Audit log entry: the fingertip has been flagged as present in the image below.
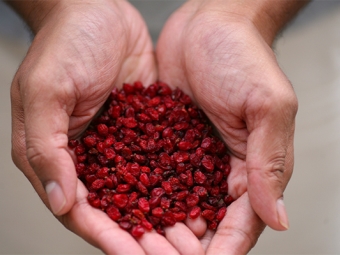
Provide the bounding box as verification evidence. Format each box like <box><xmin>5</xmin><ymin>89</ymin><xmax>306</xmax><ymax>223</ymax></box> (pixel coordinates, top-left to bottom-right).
<box><xmin>138</xmin><ymin>229</ymin><xmax>180</xmax><ymax>255</ymax></box>
<box><xmin>205</xmin><ymin>194</ymin><xmax>266</xmax><ymax>255</ymax></box>
<box><xmin>276</xmin><ymin>198</ymin><xmax>289</xmax><ymax>230</ymax></box>
<box><xmin>40</xmin><ymin>150</ymin><xmax>78</xmax><ymax>216</ymax></box>
<box><xmin>164</xmin><ymin>222</ymin><xmax>204</xmax><ymax>255</ymax></box>
<box><xmin>45</xmin><ymin>181</ymin><xmax>67</xmax><ymax>215</ymax></box>
<box><xmin>248</xmin><ymin>178</ymin><xmax>288</xmax><ymax>231</ymax></box>
<box><xmin>185</xmin><ymin>216</ymin><xmax>207</xmax><ymax>238</ymax></box>
<box><xmin>246</xmin><ymin>146</ymin><xmax>290</xmax><ymax>230</ymax></box>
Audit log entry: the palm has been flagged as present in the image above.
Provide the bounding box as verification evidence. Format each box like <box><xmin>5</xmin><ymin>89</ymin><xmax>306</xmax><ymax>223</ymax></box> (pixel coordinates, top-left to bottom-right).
<box><xmin>53</xmin><ymin>1</ymin><xmax>157</xmax><ymax>138</ymax></box>
<box><xmin>157</xmin><ymin>2</ymin><xmax>297</xmax><ymax>253</ymax></box>
<box><xmin>11</xmin><ymin>1</ymin><xmax>171</xmax><ymax>254</ymax></box>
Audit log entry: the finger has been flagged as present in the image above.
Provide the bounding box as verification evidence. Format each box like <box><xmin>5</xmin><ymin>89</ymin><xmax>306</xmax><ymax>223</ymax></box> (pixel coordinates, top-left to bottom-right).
<box><xmin>156</xmin><ymin>4</ymin><xmax>194</xmax><ymax>98</ymax></box>
<box><xmin>206</xmin><ymin>193</ymin><xmax>265</xmax><ymax>255</ymax></box>
<box><xmin>116</xmin><ymin>51</ymin><xmax>157</xmax><ymax>88</ymax></box>
<box><xmin>164</xmin><ymin>222</ymin><xmax>205</xmax><ymax>255</ymax></box>
<box><xmin>60</xmin><ymin>181</ymin><xmax>146</xmax><ymax>255</ymax></box>
<box><xmin>20</xmin><ymin>72</ymin><xmax>78</xmax><ymax>216</ymax></box>
<box><xmin>11</xmin><ymin>77</ymin><xmax>53</xmax><ymax>208</ymax></box>
<box><xmin>199</xmin><ymin>229</ymin><xmax>214</xmax><ymax>251</ymax></box>
<box><xmin>246</xmin><ymin>91</ymin><xmax>297</xmax><ymax>230</ymax></box>
<box><xmin>185</xmin><ymin>215</ymin><xmax>207</xmax><ymax>238</ymax></box>
<box><xmin>137</xmin><ymin>230</ymin><xmax>180</xmax><ymax>255</ymax></box>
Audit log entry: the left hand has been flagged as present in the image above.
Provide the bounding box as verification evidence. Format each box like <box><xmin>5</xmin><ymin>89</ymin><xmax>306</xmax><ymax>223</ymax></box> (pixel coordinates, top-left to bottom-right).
<box><xmin>157</xmin><ymin>0</ymin><xmax>298</xmax><ymax>253</ymax></box>
<box><xmin>10</xmin><ymin>0</ymin><xmax>204</xmax><ymax>253</ymax></box>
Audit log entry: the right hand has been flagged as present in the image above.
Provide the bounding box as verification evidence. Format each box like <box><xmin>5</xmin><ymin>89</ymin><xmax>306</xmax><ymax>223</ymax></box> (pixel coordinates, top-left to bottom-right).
<box><xmin>156</xmin><ymin>0</ymin><xmax>298</xmax><ymax>253</ymax></box>
<box><xmin>10</xmin><ymin>0</ymin><xmax>203</xmax><ymax>254</ymax></box>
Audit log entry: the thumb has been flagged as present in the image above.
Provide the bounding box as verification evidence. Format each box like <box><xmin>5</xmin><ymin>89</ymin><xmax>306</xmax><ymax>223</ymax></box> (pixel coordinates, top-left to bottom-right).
<box><xmin>246</xmin><ymin>109</ymin><xmax>296</xmax><ymax>231</ymax></box>
<box><xmin>21</xmin><ymin>75</ymin><xmax>78</xmax><ymax>216</ymax></box>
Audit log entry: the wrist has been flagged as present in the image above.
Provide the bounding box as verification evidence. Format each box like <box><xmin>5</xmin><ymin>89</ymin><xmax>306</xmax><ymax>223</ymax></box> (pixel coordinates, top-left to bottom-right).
<box><xmin>238</xmin><ymin>0</ymin><xmax>310</xmax><ymax>45</ymax></box>
<box><xmin>5</xmin><ymin>0</ymin><xmax>63</xmax><ymax>34</ymax></box>
<box><xmin>5</xmin><ymin>0</ymin><xmax>122</xmax><ymax>34</ymax></box>
<box><xmin>190</xmin><ymin>0</ymin><xmax>309</xmax><ymax>46</ymax></box>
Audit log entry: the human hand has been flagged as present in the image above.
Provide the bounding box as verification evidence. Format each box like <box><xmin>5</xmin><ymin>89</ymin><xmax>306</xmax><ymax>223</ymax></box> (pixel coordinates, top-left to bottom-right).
<box><xmin>157</xmin><ymin>0</ymin><xmax>300</xmax><ymax>253</ymax></box>
<box><xmin>10</xmin><ymin>0</ymin><xmax>204</xmax><ymax>253</ymax></box>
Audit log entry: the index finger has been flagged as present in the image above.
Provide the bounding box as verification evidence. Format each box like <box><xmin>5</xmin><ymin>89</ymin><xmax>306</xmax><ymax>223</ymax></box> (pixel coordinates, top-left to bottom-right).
<box><xmin>206</xmin><ymin>193</ymin><xmax>265</xmax><ymax>255</ymax></box>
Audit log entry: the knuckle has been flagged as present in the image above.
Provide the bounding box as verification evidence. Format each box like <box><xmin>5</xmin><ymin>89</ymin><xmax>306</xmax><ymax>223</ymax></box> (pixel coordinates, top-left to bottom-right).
<box><xmin>263</xmin><ymin>155</ymin><xmax>288</xmax><ymax>189</ymax></box>
<box><xmin>11</xmin><ymin>146</ymin><xmax>24</xmax><ymax>171</ymax></box>
<box><xmin>11</xmin><ymin>132</ymin><xmax>28</xmax><ymax>171</ymax></box>
<box><xmin>20</xmin><ymin>64</ymin><xmax>76</xmax><ymax>105</ymax></box>
<box><xmin>248</xmin><ymin>152</ymin><xmax>288</xmax><ymax>185</ymax></box>
<box><xmin>26</xmin><ymin>143</ymin><xmax>46</xmax><ymax>170</ymax></box>
<box><xmin>213</xmin><ymin>226</ymin><xmax>262</xmax><ymax>254</ymax></box>
<box><xmin>248</xmin><ymin>82</ymin><xmax>299</xmax><ymax>120</ymax></box>
<box><xmin>25</xmin><ymin>134</ymin><xmax>69</xmax><ymax>172</ymax></box>
<box><xmin>267</xmin><ymin>163</ymin><xmax>285</xmax><ymax>185</ymax></box>
<box><xmin>266</xmin><ymin>152</ymin><xmax>286</xmax><ymax>176</ymax></box>
<box><xmin>23</xmin><ymin>68</ymin><xmax>51</xmax><ymax>94</ymax></box>
<box><xmin>276</xmin><ymin>88</ymin><xmax>298</xmax><ymax>117</ymax></box>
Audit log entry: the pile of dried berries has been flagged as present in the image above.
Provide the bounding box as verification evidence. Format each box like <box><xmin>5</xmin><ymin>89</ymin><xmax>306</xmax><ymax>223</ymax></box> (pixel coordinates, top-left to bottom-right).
<box><xmin>69</xmin><ymin>81</ymin><xmax>234</xmax><ymax>237</ymax></box>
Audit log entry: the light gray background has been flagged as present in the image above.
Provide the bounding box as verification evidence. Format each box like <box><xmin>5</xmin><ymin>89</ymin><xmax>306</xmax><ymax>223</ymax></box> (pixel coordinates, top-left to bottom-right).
<box><xmin>1</xmin><ymin>1</ymin><xmax>340</xmax><ymax>254</ymax></box>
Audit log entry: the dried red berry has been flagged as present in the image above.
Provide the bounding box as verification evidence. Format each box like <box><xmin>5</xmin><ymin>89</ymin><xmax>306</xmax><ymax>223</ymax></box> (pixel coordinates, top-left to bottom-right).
<box><xmin>131</xmin><ymin>225</ymin><xmax>145</xmax><ymax>238</ymax></box>
<box><xmin>160</xmin><ymin>197</ymin><xmax>171</xmax><ymax>210</ymax></box>
<box><xmin>112</xmin><ymin>194</ymin><xmax>128</xmax><ymax>208</ymax></box>
<box><xmin>194</xmin><ymin>171</ymin><xmax>207</xmax><ymax>184</ymax></box>
<box><xmin>201</xmin><ymin>155</ymin><xmax>214</xmax><ymax>172</ymax></box>
<box><xmin>173</xmin><ymin>212</ymin><xmax>187</xmax><ymax>222</ymax></box>
<box><xmin>141</xmin><ymin>218</ymin><xmax>153</xmax><ymax>231</ymax></box>
<box><xmin>97</xmin><ymin>124</ymin><xmax>109</xmax><ymax>136</ymax></box>
<box><xmin>91</xmin><ymin>179</ymin><xmax>105</xmax><ymax>190</ymax></box>
<box><xmin>138</xmin><ymin>197</ymin><xmax>150</xmax><ymax>213</ymax></box>
<box><xmin>189</xmin><ymin>206</ymin><xmax>201</xmax><ymax>219</ymax></box>
<box><xmin>84</xmin><ymin>136</ymin><xmax>97</xmax><ymax>147</ymax></box>
<box><xmin>106</xmin><ymin>206</ymin><xmax>121</xmax><ymax>221</ymax></box>
<box><xmin>161</xmin><ymin>181</ymin><xmax>173</xmax><ymax>194</ymax></box>
<box><xmin>122</xmin><ymin>117</ymin><xmax>137</xmax><ymax>128</ymax></box>
<box><xmin>216</xmin><ymin>207</ymin><xmax>227</xmax><ymax>222</ymax></box>
<box><xmin>70</xmin><ymin>81</ymin><xmax>234</xmax><ymax>237</ymax></box>
<box><xmin>201</xmin><ymin>209</ymin><xmax>216</xmax><ymax>221</ymax></box>
<box><xmin>186</xmin><ymin>193</ymin><xmax>200</xmax><ymax>207</ymax></box>
<box><xmin>152</xmin><ymin>207</ymin><xmax>164</xmax><ymax>218</ymax></box>
<box><xmin>116</xmin><ymin>184</ymin><xmax>131</xmax><ymax>193</ymax></box>
<box><xmin>161</xmin><ymin>211</ymin><xmax>176</xmax><ymax>226</ymax></box>
<box><xmin>132</xmin><ymin>209</ymin><xmax>145</xmax><ymax>220</ymax></box>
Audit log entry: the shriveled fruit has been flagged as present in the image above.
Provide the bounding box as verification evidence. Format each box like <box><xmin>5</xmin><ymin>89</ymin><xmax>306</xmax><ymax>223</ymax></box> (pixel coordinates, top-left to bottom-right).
<box><xmin>70</xmin><ymin>81</ymin><xmax>234</xmax><ymax>237</ymax></box>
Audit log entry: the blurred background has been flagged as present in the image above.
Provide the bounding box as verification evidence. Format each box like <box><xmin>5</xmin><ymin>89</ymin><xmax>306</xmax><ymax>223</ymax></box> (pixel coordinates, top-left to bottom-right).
<box><xmin>1</xmin><ymin>0</ymin><xmax>340</xmax><ymax>254</ymax></box>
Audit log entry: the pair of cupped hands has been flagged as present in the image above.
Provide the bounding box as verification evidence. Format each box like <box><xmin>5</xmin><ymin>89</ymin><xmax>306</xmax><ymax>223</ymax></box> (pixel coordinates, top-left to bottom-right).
<box><xmin>10</xmin><ymin>0</ymin><xmax>298</xmax><ymax>254</ymax></box>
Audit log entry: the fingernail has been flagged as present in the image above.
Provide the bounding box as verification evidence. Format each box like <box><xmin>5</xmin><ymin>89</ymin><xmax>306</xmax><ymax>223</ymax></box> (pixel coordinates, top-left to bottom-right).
<box><xmin>45</xmin><ymin>181</ymin><xmax>66</xmax><ymax>215</ymax></box>
<box><xmin>276</xmin><ymin>198</ymin><xmax>289</xmax><ymax>230</ymax></box>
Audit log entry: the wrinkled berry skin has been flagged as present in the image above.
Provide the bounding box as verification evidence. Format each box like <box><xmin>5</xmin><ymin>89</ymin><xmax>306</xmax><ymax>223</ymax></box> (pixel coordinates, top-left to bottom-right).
<box><xmin>70</xmin><ymin>81</ymin><xmax>234</xmax><ymax>237</ymax></box>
